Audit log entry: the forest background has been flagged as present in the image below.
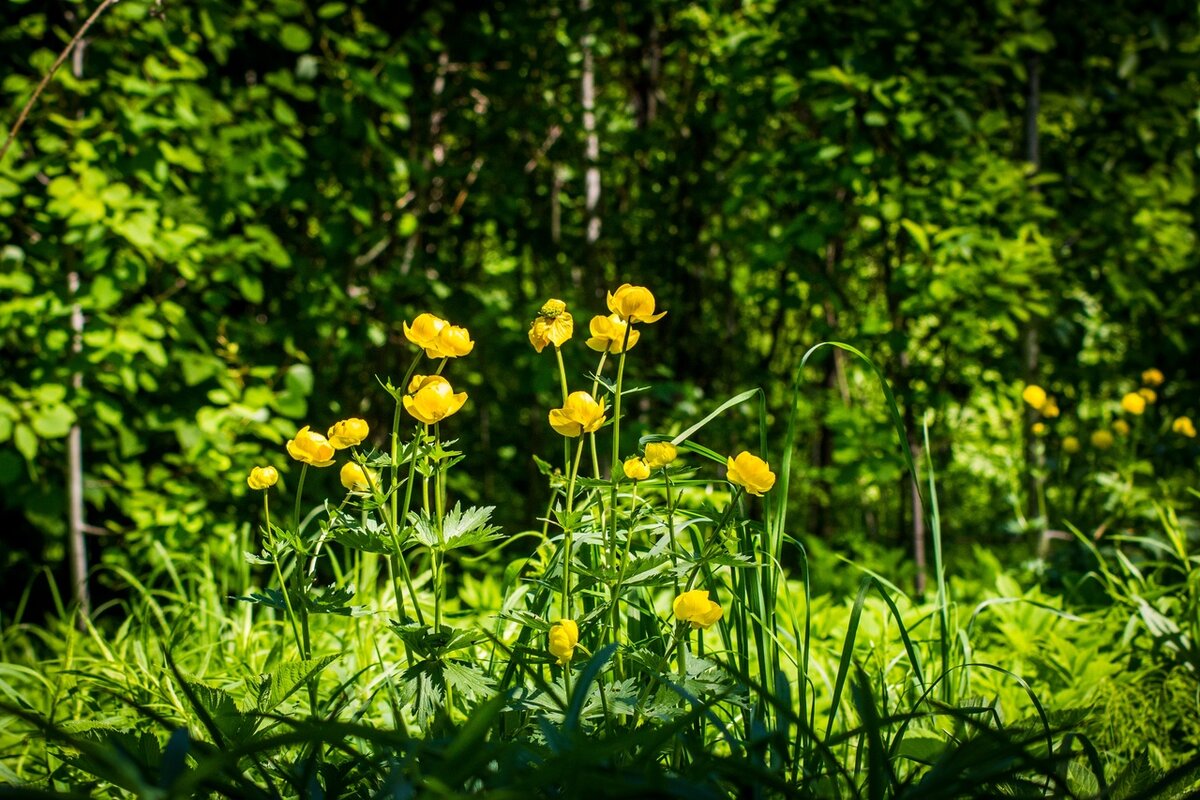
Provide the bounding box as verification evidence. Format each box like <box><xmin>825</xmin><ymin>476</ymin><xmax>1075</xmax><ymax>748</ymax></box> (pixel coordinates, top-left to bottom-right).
<box><xmin>2</xmin><ymin>0</ymin><xmax>1198</xmax><ymax>618</ymax></box>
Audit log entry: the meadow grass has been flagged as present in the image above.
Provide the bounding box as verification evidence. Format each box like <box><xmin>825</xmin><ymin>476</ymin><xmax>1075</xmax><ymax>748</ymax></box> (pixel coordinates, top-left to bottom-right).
<box><xmin>2</xmin><ymin>295</ymin><xmax>1198</xmax><ymax>798</ymax></box>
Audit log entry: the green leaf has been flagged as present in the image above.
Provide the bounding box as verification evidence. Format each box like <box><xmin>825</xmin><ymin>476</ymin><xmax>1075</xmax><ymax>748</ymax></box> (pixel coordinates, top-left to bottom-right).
<box><xmin>31</xmin><ymin>404</ymin><xmax>75</xmax><ymax>438</ymax></box>
<box><xmin>13</xmin><ymin>423</ymin><xmax>36</xmax><ymax>461</ymax></box>
<box><xmin>279</xmin><ymin>23</ymin><xmax>313</xmax><ymax>52</ymax></box>
<box><xmin>408</xmin><ymin>503</ymin><xmax>501</xmax><ymax>551</ymax></box>
<box><xmin>256</xmin><ymin>655</ymin><xmax>340</xmax><ymax>712</ymax></box>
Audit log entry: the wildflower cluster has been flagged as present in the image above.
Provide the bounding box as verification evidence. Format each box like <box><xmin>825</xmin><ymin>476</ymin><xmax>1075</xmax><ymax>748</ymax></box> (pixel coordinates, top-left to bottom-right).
<box><xmin>526</xmin><ymin>284</ymin><xmax>774</xmax><ymax>668</ymax></box>
<box><xmin>234</xmin><ymin>289</ymin><xmax>778</xmax><ymax>726</ymax></box>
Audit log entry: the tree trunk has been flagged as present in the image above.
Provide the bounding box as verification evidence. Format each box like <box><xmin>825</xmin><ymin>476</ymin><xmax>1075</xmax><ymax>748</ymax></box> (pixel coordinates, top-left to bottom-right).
<box><xmin>580</xmin><ymin>0</ymin><xmax>601</xmax><ymax>253</ymax></box>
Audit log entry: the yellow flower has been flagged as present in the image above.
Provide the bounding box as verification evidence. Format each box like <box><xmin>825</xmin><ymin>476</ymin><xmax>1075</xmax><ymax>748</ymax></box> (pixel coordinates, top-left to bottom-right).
<box><xmin>1142</xmin><ymin>368</ymin><xmax>1165</xmax><ymax>387</ymax></box>
<box><xmin>1021</xmin><ymin>384</ymin><xmax>1047</xmax><ymax>411</ymax></box>
<box><xmin>548</xmin><ymin>391</ymin><xmax>607</xmax><ymax>437</ymax></box>
<box><xmin>726</xmin><ymin>451</ymin><xmax>775</xmax><ymax>496</ymax></box>
<box><xmin>403</xmin><ymin>375</ymin><xmax>468</xmax><ymax>425</ymax></box>
<box><xmin>1042</xmin><ymin>398</ymin><xmax>1060</xmax><ymax>419</ymax></box>
<box><xmin>1121</xmin><ymin>392</ymin><xmax>1146</xmax><ymax>416</ymax></box>
<box><xmin>327</xmin><ymin>418</ymin><xmax>369</xmax><ymax>449</ymax></box>
<box><xmin>339</xmin><ymin>462</ymin><xmax>375</xmax><ymax>492</ymax></box>
<box><xmin>403</xmin><ymin>313</ymin><xmax>447</xmax><ymax>352</ymax></box>
<box><xmin>247</xmin><ymin>465</ymin><xmax>279</xmax><ymax>490</ymax></box>
<box><xmin>1138</xmin><ymin>387</ymin><xmax>1157</xmax><ymax>405</ymax></box>
<box><xmin>672</xmin><ymin>589</ymin><xmax>723</xmax><ymax>629</ymax></box>
<box><xmin>1173</xmin><ymin>416</ymin><xmax>1197</xmax><ymax>438</ymax></box>
<box><xmin>528</xmin><ymin>299</ymin><xmax>575</xmax><ymax>353</ymax></box>
<box><xmin>548</xmin><ymin>619</ymin><xmax>579</xmax><ymax>666</ymax></box>
<box><xmin>607</xmin><ymin>284</ymin><xmax>667</xmax><ymax>324</ymax></box>
<box><xmin>1091</xmin><ymin>430</ymin><xmax>1114</xmax><ymax>450</ymax></box>
<box><xmin>623</xmin><ymin>457</ymin><xmax>650</xmax><ymax>481</ymax></box>
<box><xmin>585</xmin><ymin>314</ymin><xmax>640</xmax><ymax>354</ymax></box>
<box><xmin>287</xmin><ymin>426</ymin><xmax>336</xmax><ymax>467</ymax></box>
<box><xmin>644</xmin><ymin>441</ymin><xmax>678</xmax><ymax>469</ymax></box>
<box><xmin>1113</xmin><ymin>419</ymin><xmax>1130</xmax><ymax>436</ymax></box>
<box><xmin>428</xmin><ymin>324</ymin><xmax>474</xmax><ymax>359</ymax></box>
<box><xmin>1031</xmin><ymin>422</ymin><xmax>1047</xmax><ymax>436</ymax></box>
<box><xmin>1061</xmin><ymin>436</ymin><xmax>1080</xmax><ymax>454</ymax></box>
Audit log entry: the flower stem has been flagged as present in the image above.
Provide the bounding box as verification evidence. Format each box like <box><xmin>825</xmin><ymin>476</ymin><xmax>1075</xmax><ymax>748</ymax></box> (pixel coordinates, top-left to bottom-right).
<box><xmin>433</xmin><ymin>423</ymin><xmax>445</xmax><ymax>632</ymax></box>
<box><xmin>561</xmin><ymin>438</ymin><xmax>586</xmax><ymax>620</ymax></box>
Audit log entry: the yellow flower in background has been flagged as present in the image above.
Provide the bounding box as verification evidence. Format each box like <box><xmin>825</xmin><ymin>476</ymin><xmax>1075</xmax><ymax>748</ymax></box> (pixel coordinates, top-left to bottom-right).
<box><xmin>339</xmin><ymin>462</ymin><xmax>375</xmax><ymax>492</ymax></box>
<box><xmin>247</xmin><ymin>465</ymin><xmax>279</xmax><ymax>490</ymax></box>
<box><xmin>429</xmin><ymin>324</ymin><xmax>475</xmax><ymax>359</ymax></box>
<box><xmin>1138</xmin><ymin>387</ymin><xmax>1157</xmax><ymax>405</ymax></box>
<box><xmin>726</xmin><ymin>451</ymin><xmax>776</xmax><ymax>496</ymax></box>
<box><xmin>1091</xmin><ymin>430</ymin><xmax>1114</xmax><ymax>450</ymax></box>
<box><xmin>403</xmin><ymin>375</ymin><xmax>468</xmax><ymax>424</ymax></box>
<box><xmin>403</xmin><ymin>313</ymin><xmax>447</xmax><ymax>352</ymax></box>
<box><xmin>1142</xmin><ymin>368</ymin><xmax>1165</xmax><ymax>387</ymax></box>
<box><xmin>1031</xmin><ymin>422</ymin><xmax>1047</xmax><ymax>436</ymax></box>
<box><xmin>673</xmin><ymin>589</ymin><xmax>723</xmax><ymax>629</ymax></box>
<box><xmin>1113</xmin><ymin>419</ymin><xmax>1131</xmax><ymax>436</ymax></box>
<box><xmin>644</xmin><ymin>441</ymin><xmax>678</xmax><ymax>469</ymax></box>
<box><xmin>328</xmin><ymin>418</ymin><xmax>369</xmax><ymax>449</ymax></box>
<box><xmin>623</xmin><ymin>457</ymin><xmax>650</xmax><ymax>481</ymax></box>
<box><xmin>548</xmin><ymin>619</ymin><xmax>579</xmax><ymax>666</ymax></box>
<box><xmin>1173</xmin><ymin>416</ymin><xmax>1197</xmax><ymax>438</ymax></box>
<box><xmin>1021</xmin><ymin>384</ymin><xmax>1048</xmax><ymax>411</ymax></box>
<box><xmin>287</xmin><ymin>426</ymin><xmax>336</xmax><ymax>467</ymax></box>
<box><xmin>1062</xmin><ymin>436</ymin><xmax>1081</xmax><ymax>454</ymax></box>
<box><xmin>548</xmin><ymin>391</ymin><xmax>607</xmax><ymax>437</ymax></box>
<box><xmin>585</xmin><ymin>314</ymin><xmax>640</xmax><ymax>354</ymax></box>
<box><xmin>1042</xmin><ymin>398</ymin><xmax>1060</xmax><ymax>419</ymax></box>
<box><xmin>528</xmin><ymin>299</ymin><xmax>575</xmax><ymax>353</ymax></box>
<box><xmin>1121</xmin><ymin>392</ymin><xmax>1146</xmax><ymax>415</ymax></box>
<box><xmin>607</xmin><ymin>284</ymin><xmax>667</xmax><ymax>324</ymax></box>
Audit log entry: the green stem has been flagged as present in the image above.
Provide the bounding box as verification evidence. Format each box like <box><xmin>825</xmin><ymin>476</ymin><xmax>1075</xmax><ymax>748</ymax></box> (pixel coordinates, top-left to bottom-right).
<box><xmin>264</xmin><ymin>493</ymin><xmax>304</xmax><ymax>658</ymax></box>
<box><xmin>391</xmin><ymin>354</ymin><xmax>422</xmax><ymax>530</ymax></box>
<box><xmin>555</xmin><ymin>345</ymin><xmax>572</xmax><ymax>478</ymax></box>
<box><xmin>561</xmin><ymin>438</ymin><xmax>586</xmax><ymax>620</ymax></box>
<box><xmin>433</xmin><ymin>423</ymin><xmax>444</xmax><ymax>632</ymax></box>
<box><xmin>606</xmin><ymin>328</ymin><xmax>632</xmax><ymax>649</ymax></box>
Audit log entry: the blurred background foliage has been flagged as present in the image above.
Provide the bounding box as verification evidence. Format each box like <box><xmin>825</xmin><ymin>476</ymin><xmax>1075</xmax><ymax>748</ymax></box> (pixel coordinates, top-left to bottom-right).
<box><xmin>1</xmin><ymin>0</ymin><xmax>1198</xmax><ymax>615</ymax></box>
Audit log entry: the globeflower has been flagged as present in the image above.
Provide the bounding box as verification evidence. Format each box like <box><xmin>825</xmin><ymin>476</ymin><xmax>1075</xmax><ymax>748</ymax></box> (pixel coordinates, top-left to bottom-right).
<box><xmin>328</xmin><ymin>418</ymin><xmax>369</xmax><ymax>449</ymax></box>
<box><xmin>1113</xmin><ymin>419</ymin><xmax>1131</xmax><ymax>436</ymax></box>
<box><xmin>644</xmin><ymin>441</ymin><xmax>678</xmax><ymax>469</ymax></box>
<box><xmin>1121</xmin><ymin>392</ymin><xmax>1146</xmax><ymax>416</ymax></box>
<box><xmin>607</xmin><ymin>284</ymin><xmax>667</xmax><ymax>324</ymax></box>
<box><xmin>1042</xmin><ymin>398</ymin><xmax>1060</xmax><ymax>419</ymax></box>
<box><xmin>585</xmin><ymin>314</ymin><xmax>640</xmax><ymax>354</ymax></box>
<box><xmin>673</xmin><ymin>589</ymin><xmax>723</xmax><ymax>629</ymax></box>
<box><xmin>287</xmin><ymin>426</ymin><xmax>337</xmax><ymax>467</ymax></box>
<box><xmin>623</xmin><ymin>457</ymin><xmax>650</xmax><ymax>481</ymax></box>
<box><xmin>726</xmin><ymin>451</ymin><xmax>775</xmax><ymax>496</ymax></box>
<box><xmin>1062</xmin><ymin>436</ymin><xmax>1080</xmax><ymax>454</ymax></box>
<box><xmin>548</xmin><ymin>391</ymin><xmax>607</xmax><ymax>437</ymax></box>
<box><xmin>339</xmin><ymin>462</ymin><xmax>375</xmax><ymax>492</ymax></box>
<box><xmin>1032</xmin><ymin>422</ymin><xmax>1047</xmax><ymax>436</ymax></box>
<box><xmin>429</xmin><ymin>325</ymin><xmax>474</xmax><ymax>359</ymax></box>
<box><xmin>403</xmin><ymin>313</ymin><xmax>447</xmax><ymax>353</ymax></box>
<box><xmin>528</xmin><ymin>299</ymin><xmax>574</xmax><ymax>353</ymax></box>
<box><xmin>1142</xmin><ymin>368</ymin><xmax>1165</xmax><ymax>387</ymax></box>
<box><xmin>1138</xmin><ymin>387</ymin><xmax>1157</xmax><ymax>405</ymax></box>
<box><xmin>1173</xmin><ymin>416</ymin><xmax>1197</xmax><ymax>438</ymax></box>
<box><xmin>1021</xmin><ymin>385</ymin><xmax>1047</xmax><ymax>411</ymax></box>
<box><xmin>1091</xmin><ymin>430</ymin><xmax>1114</xmax><ymax>450</ymax></box>
<box><xmin>247</xmin><ymin>466</ymin><xmax>279</xmax><ymax>490</ymax></box>
<box><xmin>403</xmin><ymin>375</ymin><xmax>468</xmax><ymax>425</ymax></box>
<box><xmin>548</xmin><ymin>619</ymin><xmax>578</xmax><ymax>666</ymax></box>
